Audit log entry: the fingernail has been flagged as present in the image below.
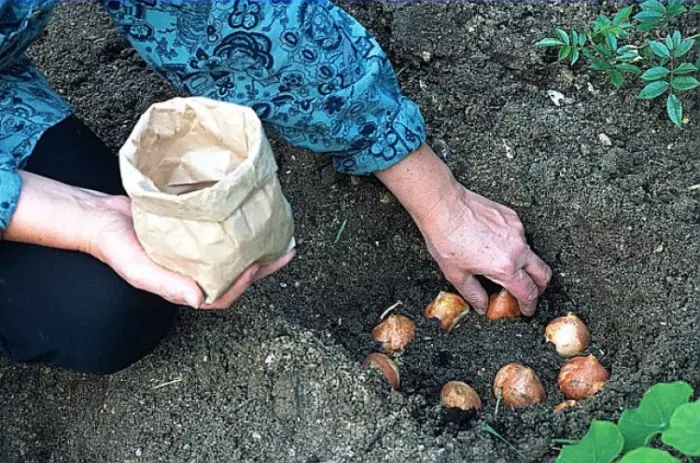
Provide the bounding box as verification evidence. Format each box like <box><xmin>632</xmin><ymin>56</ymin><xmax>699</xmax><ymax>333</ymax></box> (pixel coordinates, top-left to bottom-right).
<box><xmin>186</xmin><ymin>294</ymin><xmax>200</xmax><ymax>309</ymax></box>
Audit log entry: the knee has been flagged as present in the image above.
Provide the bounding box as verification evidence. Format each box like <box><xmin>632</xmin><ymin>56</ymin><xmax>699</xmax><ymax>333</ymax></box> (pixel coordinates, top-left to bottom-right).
<box><xmin>51</xmin><ymin>287</ymin><xmax>176</xmax><ymax>375</ymax></box>
<box><xmin>73</xmin><ymin>293</ymin><xmax>177</xmax><ymax>375</ymax></box>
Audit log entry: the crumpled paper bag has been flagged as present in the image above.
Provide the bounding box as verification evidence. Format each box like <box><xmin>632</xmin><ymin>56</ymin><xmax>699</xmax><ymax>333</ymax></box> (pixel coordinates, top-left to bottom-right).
<box><xmin>118</xmin><ymin>96</ymin><xmax>295</xmax><ymax>304</ymax></box>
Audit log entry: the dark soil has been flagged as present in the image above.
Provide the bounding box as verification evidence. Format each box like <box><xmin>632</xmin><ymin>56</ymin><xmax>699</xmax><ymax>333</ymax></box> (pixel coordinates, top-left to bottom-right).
<box><xmin>1</xmin><ymin>2</ymin><xmax>698</xmax><ymax>462</ymax></box>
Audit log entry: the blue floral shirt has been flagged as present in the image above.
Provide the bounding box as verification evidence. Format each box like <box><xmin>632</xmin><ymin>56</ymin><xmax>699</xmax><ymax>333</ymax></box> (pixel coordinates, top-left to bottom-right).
<box><xmin>0</xmin><ymin>0</ymin><xmax>426</xmax><ymax>231</ymax></box>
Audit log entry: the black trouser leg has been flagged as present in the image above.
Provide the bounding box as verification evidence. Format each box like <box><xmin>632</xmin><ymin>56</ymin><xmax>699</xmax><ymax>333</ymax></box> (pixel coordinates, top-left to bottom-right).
<box><xmin>0</xmin><ymin>116</ymin><xmax>176</xmax><ymax>375</ymax></box>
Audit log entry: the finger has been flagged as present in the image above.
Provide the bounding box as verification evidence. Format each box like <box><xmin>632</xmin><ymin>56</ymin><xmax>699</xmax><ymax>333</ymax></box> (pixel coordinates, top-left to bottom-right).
<box><xmin>496</xmin><ymin>268</ymin><xmax>539</xmax><ymax>316</ymax></box>
<box><xmin>253</xmin><ymin>250</ymin><xmax>296</xmax><ymax>281</ymax></box>
<box><xmin>523</xmin><ymin>254</ymin><xmax>552</xmax><ymax>294</ymax></box>
<box><xmin>200</xmin><ymin>264</ymin><xmax>260</xmax><ymax>310</ymax></box>
<box><xmin>455</xmin><ymin>274</ymin><xmax>489</xmax><ymax>315</ymax></box>
<box><xmin>119</xmin><ymin>236</ymin><xmax>204</xmax><ymax>308</ymax></box>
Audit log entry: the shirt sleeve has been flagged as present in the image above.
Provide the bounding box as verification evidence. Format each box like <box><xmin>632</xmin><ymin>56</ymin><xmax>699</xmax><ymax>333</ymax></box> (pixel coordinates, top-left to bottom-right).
<box><xmin>0</xmin><ymin>1</ymin><xmax>72</xmax><ymax>232</ymax></box>
<box><xmin>100</xmin><ymin>0</ymin><xmax>426</xmax><ymax>175</ymax></box>
<box><xmin>0</xmin><ymin>59</ymin><xmax>73</xmax><ymax>231</ymax></box>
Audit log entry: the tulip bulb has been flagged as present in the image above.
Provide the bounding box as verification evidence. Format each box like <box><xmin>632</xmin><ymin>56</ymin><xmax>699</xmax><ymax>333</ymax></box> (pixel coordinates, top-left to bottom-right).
<box><xmin>371</xmin><ymin>314</ymin><xmax>415</xmax><ymax>354</ymax></box>
<box><xmin>545</xmin><ymin>312</ymin><xmax>590</xmax><ymax>357</ymax></box>
<box><xmin>486</xmin><ymin>289</ymin><xmax>521</xmax><ymax>320</ymax></box>
<box><xmin>425</xmin><ymin>291</ymin><xmax>470</xmax><ymax>331</ymax></box>
<box><xmin>440</xmin><ymin>381</ymin><xmax>483</xmax><ymax>412</ymax></box>
<box><xmin>363</xmin><ymin>353</ymin><xmax>400</xmax><ymax>389</ymax></box>
<box><xmin>493</xmin><ymin>363</ymin><xmax>546</xmax><ymax>407</ymax></box>
<box><xmin>558</xmin><ymin>355</ymin><xmax>609</xmax><ymax>400</ymax></box>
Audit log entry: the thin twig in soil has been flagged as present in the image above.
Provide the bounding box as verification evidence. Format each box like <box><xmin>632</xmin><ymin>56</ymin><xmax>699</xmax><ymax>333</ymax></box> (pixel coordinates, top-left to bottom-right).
<box><xmin>152</xmin><ymin>377</ymin><xmax>183</xmax><ymax>390</ymax></box>
<box><xmin>233</xmin><ymin>399</ymin><xmax>252</xmax><ymax>412</ymax></box>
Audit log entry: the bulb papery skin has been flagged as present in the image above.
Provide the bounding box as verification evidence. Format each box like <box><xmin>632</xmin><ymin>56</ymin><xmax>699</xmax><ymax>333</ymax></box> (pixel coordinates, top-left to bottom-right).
<box><xmin>425</xmin><ymin>291</ymin><xmax>470</xmax><ymax>331</ymax></box>
<box><xmin>493</xmin><ymin>363</ymin><xmax>546</xmax><ymax>407</ymax></box>
<box><xmin>545</xmin><ymin>312</ymin><xmax>590</xmax><ymax>357</ymax></box>
<box><xmin>363</xmin><ymin>353</ymin><xmax>400</xmax><ymax>390</ymax></box>
<box><xmin>371</xmin><ymin>314</ymin><xmax>416</xmax><ymax>354</ymax></box>
<box><xmin>558</xmin><ymin>355</ymin><xmax>609</xmax><ymax>400</ymax></box>
<box><xmin>486</xmin><ymin>289</ymin><xmax>521</xmax><ymax>320</ymax></box>
<box><xmin>554</xmin><ymin>400</ymin><xmax>578</xmax><ymax>413</ymax></box>
<box><xmin>440</xmin><ymin>381</ymin><xmax>483</xmax><ymax>412</ymax></box>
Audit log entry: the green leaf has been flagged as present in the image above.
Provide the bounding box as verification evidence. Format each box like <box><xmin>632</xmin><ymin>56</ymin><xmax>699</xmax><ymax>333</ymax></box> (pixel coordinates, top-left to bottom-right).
<box><xmin>649</xmin><ymin>41</ymin><xmax>671</xmax><ymax>59</ymax></box>
<box><xmin>635</xmin><ymin>11</ymin><xmax>664</xmax><ymax>22</ymax></box>
<box><xmin>537</xmin><ymin>38</ymin><xmax>566</xmax><ymax>47</ymax></box>
<box><xmin>616</xmin><ymin>63</ymin><xmax>642</xmax><ymax>74</ymax></box>
<box><xmin>667</xmin><ymin>94</ymin><xmax>682</xmax><ymax>128</ymax></box>
<box><xmin>671</xmin><ymin>76</ymin><xmax>700</xmax><ymax>91</ymax></box>
<box><xmin>674</xmin><ymin>62</ymin><xmax>698</xmax><ymax>75</ymax></box>
<box><xmin>582</xmin><ymin>47</ymin><xmax>594</xmax><ymax>59</ymax></box>
<box><xmin>672</xmin><ymin>31</ymin><xmax>682</xmax><ymax>48</ymax></box>
<box><xmin>614</xmin><ymin>6</ymin><xmax>634</xmax><ymax>25</ymax></box>
<box><xmin>641</xmin><ymin>66</ymin><xmax>671</xmax><ymax>81</ymax></box>
<box><xmin>559</xmin><ymin>46</ymin><xmax>572</xmax><ymax>60</ymax></box>
<box><xmin>606</xmin><ymin>34</ymin><xmax>618</xmax><ymax>51</ymax></box>
<box><xmin>661</xmin><ymin>400</ymin><xmax>700</xmax><ymax>456</ymax></box>
<box><xmin>618</xmin><ymin>381</ymin><xmax>694</xmax><ymax>452</ymax></box>
<box><xmin>595</xmin><ymin>44</ymin><xmax>614</xmax><ymax>58</ymax></box>
<box><xmin>693</xmin><ymin>4</ymin><xmax>700</xmax><ymax>12</ymax></box>
<box><xmin>556</xmin><ymin>29</ymin><xmax>571</xmax><ymax>45</ymax></box>
<box><xmin>616</xmin><ymin>52</ymin><xmax>639</xmax><ymax>62</ymax></box>
<box><xmin>591</xmin><ymin>60</ymin><xmax>613</xmax><ymax>71</ymax></box>
<box><xmin>665</xmin><ymin>35</ymin><xmax>675</xmax><ymax>51</ymax></box>
<box><xmin>674</xmin><ymin>39</ymin><xmax>694</xmax><ymax>58</ymax></box>
<box><xmin>571</xmin><ymin>48</ymin><xmax>580</xmax><ymax>65</ymax></box>
<box><xmin>640</xmin><ymin>0</ymin><xmax>666</xmax><ymax>13</ymax></box>
<box><xmin>611</xmin><ymin>70</ymin><xmax>624</xmax><ymax>88</ymax></box>
<box><xmin>618</xmin><ymin>448</ymin><xmax>680</xmax><ymax>463</ymax></box>
<box><xmin>555</xmin><ymin>421</ymin><xmax>623</xmax><ymax>463</ymax></box>
<box><xmin>666</xmin><ymin>0</ymin><xmax>687</xmax><ymax>17</ymax></box>
<box><xmin>578</xmin><ymin>33</ymin><xmax>587</xmax><ymax>47</ymax></box>
<box><xmin>572</xmin><ymin>31</ymin><xmax>579</xmax><ymax>46</ymax></box>
<box><xmin>636</xmin><ymin>21</ymin><xmax>659</xmax><ymax>33</ymax></box>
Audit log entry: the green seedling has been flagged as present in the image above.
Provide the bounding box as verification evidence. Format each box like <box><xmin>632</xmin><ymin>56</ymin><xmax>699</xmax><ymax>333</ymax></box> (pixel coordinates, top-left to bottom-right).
<box><xmin>481</xmin><ymin>424</ymin><xmax>529</xmax><ymax>462</ymax></box>
<box><xmin>555</xmin><ymin>381</ymin><xmax>700</xmax><ymax>462</ymax></box>
<box><xmin>334</xmin><ymin>218</ymin><xmax>348</xmax><ymax>243</ymax></box>
<box><xmin>537</xmin><ymin>1</ymin><xmax>699</xmax><ymax>128</ymax></box>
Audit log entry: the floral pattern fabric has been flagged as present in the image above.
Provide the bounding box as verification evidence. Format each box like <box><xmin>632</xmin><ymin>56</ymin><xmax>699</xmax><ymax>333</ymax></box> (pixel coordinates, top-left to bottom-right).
<box><xmin>0</xmin><ymin>0</ymin><xmax>426</xmax><ymax>232</ymax></box>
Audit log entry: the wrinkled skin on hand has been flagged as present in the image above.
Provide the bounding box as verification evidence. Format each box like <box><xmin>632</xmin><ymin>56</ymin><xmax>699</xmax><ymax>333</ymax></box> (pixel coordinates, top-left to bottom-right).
<box><xmin>419</xmin><ymin>185</ymin><xmax>551</xmax><ymax>316</ymax></box>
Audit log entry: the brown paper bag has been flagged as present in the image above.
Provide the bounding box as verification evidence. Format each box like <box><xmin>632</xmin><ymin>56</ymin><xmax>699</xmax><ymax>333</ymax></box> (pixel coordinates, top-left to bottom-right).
<box><xmin>118</xmin><ymin>96</ymin><xmax>295</xmax><ymax>304</ymax></box>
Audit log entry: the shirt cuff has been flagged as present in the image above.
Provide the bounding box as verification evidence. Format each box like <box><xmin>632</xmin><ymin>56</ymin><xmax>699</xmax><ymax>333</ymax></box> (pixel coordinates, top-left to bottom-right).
<box><xmin>0</xmin><ymin>167</ymin><xmax>21</xmax><ymax>232</ymax></box>
<box><xmin>331</xmin><ymin>96</ymin><xmax>426</xmax><ymax>176</ymax></box>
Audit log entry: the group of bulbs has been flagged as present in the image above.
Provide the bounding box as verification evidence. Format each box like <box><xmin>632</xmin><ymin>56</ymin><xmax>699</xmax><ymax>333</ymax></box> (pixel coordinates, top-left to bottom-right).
<box><xmin>363</xmin><ymin>290</ymin><xmax>609</xmax><ymax>413</ymax></box>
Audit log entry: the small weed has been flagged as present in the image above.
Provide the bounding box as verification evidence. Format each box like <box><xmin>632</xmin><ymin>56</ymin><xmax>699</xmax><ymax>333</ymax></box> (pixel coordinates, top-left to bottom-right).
<box><xmin>481</xmin><ymin>424</ymin><xmax>529</xmax><ymax>461</ymax></box>
<box><xmin>334</xmin><ymin>218</ymin><xmax>348</xmax><ymax>243</ymax></box>
<box><xmin>537</xmin><ymin>0</ymin><xmax>699</xmax><ymax>127</ymax></box>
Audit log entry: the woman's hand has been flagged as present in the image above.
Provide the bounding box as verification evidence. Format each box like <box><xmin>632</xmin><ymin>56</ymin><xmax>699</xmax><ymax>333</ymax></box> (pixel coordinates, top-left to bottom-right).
<box><xmin>90</xmin><ymin>195</ymin><xmax>295</xmax><ymax>309</ymax></box>
<box><xmin>4</xmin><ymin>171</ymin><xmax>293</xmax><ymax>309</ymax></box>
<box><xmin>375</xmin><ymin>144</ymin><xmax>551</xmax><ymax>316</ymax></box>
<box><xmin>416</xmin><ymin>184</ymin><xmax>550</xmax><ymax>315</ymax></box>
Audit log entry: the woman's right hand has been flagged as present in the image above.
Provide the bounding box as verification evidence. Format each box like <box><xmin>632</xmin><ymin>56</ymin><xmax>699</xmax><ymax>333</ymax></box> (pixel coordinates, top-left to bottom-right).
<box><xmin>4</xmin><ymin>171</ymin><xmax>294</xmax><ymax>309</ymax></box>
